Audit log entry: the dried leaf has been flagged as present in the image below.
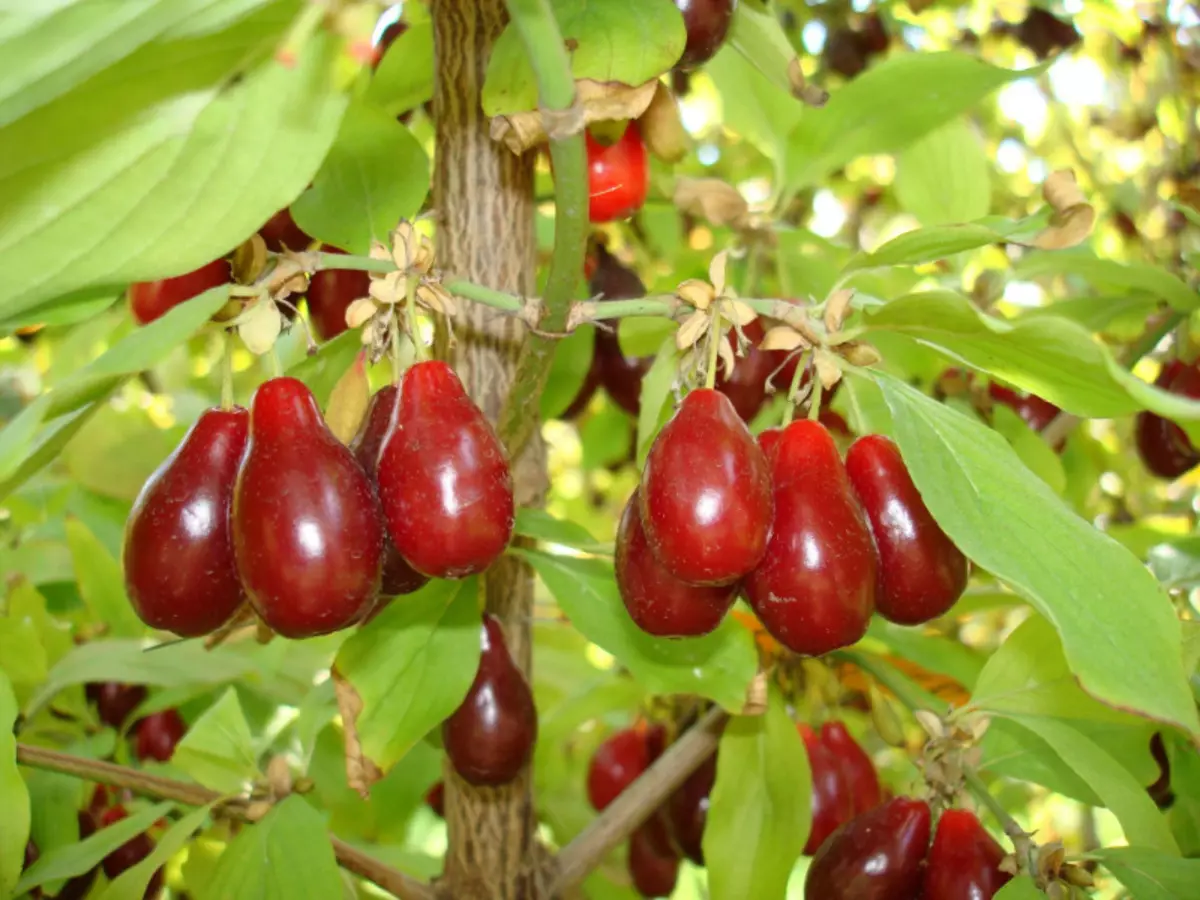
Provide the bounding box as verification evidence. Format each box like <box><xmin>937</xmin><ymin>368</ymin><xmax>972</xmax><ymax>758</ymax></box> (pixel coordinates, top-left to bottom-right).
<box><xmin>369</xmin><ymin>271</ymin><xmax>406</xmax><ymax>305</ymax></box>
<box><xmin>674</xmin><ymin>177</ymin><xmax>750</xmax><ymax>229</ymax></box>
<box><xmin>788</xmin><ymin>57</ymin><xmax>829</xmax><ymax>107</ymax></box>
<box><xmin>813</xmin><ymin>348</ymin><xmax>843</xmax><ymax>390</ymax></box>
<box><xmin>345</xmin><ymin>297</ymin><xmax>378</xmax><ymax>330</ymax></box>
<box><xmin>369</xmin><ymin>239</ymin><xmax>391</xmax><ymax>262</ymax></box>
<box><xmin>839</xmin><ymin>341</ymin><xmax>882</xmax><ymax>368</ymax></box>
<box><xmin>324</xmin><ymin>351</ymin><xmax>371</xmax><ymax>444</ymax></box>
<box><xmin>914</xmin><ymin>709</ymin><xmax>945</xmax><ymax>740</ymax></box>
<box><xmin>391</xmin><ymin>221</ymin><xmax>418</xmax><ymax>270</ymax></box>
<box><xmin>708</xmin><ymin>251</ymin><xmax>729</xmax><ymax>296</ymax></box>
<box><xmin>266</xmin><ymin>755</ymin><xmax>293</xmax><ymax>799</ymax></box>
<box><xmin>717</xmin><ymin>331</ymin><xmax>737</xmax><ymax>377</ymax></box>
<box><xmin>231</xmin><ymin>233</ymin><xmax>267</xmax><ymax>285</ymax></box>
<box><xmin>491</xmin><ymin>79</ymin><xmax>657</xmax><ymax>154</ymax></box>
<box><xmin>417</xmin><ymin>279</ymin><xmax>457</xmax><ymax>315</ymax></box>
<box><xmin>1032</xmin><ymin>170</ymin><xmax>1095</xmax><ymax>249</ymax></box>
<box><xmin>741</xmin><ymin>670</ymin><xmax>768</xmax><ymax>716</ymax></box>
<box><xmin>675</xmin><ymin>309</ymin><xmax>710</xmax><ymax>350</ymax></box>
<box><xmin>823</xmin><ymin>289</ymin><xmax>855</xmax><ymax>333</ymax></box>
<box><xmin>333</xmin><ymin>668</ymin><xmax>382</xmax><ymax>798</ymax></box>
<box><xmin>237</xmin><ymin>298</ymin><xmax>283</xmax><ymax>355</ymax></box>
<box><xmin>760</xmin><ymin>325</ymin><xmax>807</xmax><ymax>352</ymax></box>
<box><xmin>677</xmin><ymin>279</ymin><xmax>714</xmax><ymax>310</ymax></box>
<box><xmin>639</xmin><ymin>81</ymin><xmax>688</xmax><ymax>163</ymax></box>
<box><xmin>719</xmin><ymin>299</ymin><xmax>758</xmax><ymax>327</ymax></box>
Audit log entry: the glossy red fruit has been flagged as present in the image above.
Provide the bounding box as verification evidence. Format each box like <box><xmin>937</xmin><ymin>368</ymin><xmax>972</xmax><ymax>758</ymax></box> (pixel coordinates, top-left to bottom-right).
<box><xmin>443</xmin><ymin>616</ymin><xmax>537</xmax><ymax>786</ymax></box>
<box><xmin>378</xmin><ymin>361</ymin><xmax>514</xmax><ymax>579</ymax></box>
<box><xmin>800</xmin><ymin>725</ymin><xmax>855</xmax><ymax>855</ymax></box>
<box><xmin>616</xmin><ymin>489</ymin><xmax>738</xmax><ymax>637</ymax></box>
<box><xmin>123</xmin><ymin>407</ymin><xmax>249</xmax><ymax>637</ymax></box>
<box><xmin>714</xmin><ymin>320</ymin><xmax>780</xmax><ymax>422</ymax></box>
<box><xmin>52</xmin><ymin>811</ymin><xmax>101</xmax><ymax>900</ymax></box>
<box><xmin>988</xmin><ymin>383</ymin><xmax>1062</xmax><ymax>434</ymax></box>
<box><xmin>923</xmin><ymin>808</ymin><xmax>1012</xmax><ymax>900</ymax></box>
<box><xmin>1136</xmin><ymin>360</ymin><xmax>1200</xmax><ymax>479</ymax></box>
<box><xmin>757</xmin><ymin>426</ymin><xmax>782</xmax><ymax>462</ymax></box>
<box><xmin>745</xmin><ymin>420</ymin><xmax>877</xmax><ymax>656</ymax></box>
<box><xmin>587</xmin><ymin>124</ymin><xmax>649</xmax><ymax>224</ymax></box>
<box><xmin>307</xmin><ymin>248</ymin><xmax>370</xmax><ymax>341</ymax></box>
<box><xmin>673</xmin><ymin>0</ymin><xmax>737</xmax><ymax>69</ymax></box>
<box><xmin>128</xmin><ymin>259</ymin><xmax>231</xmax><ymax>325</ymax></box>
<box><xmin>425</xmin><ymin>781</ymin><xmax>445</xmax><ymax>818</ymax></box>
<box><xmin>258</xmin><ymin>208</ymin><xmax>312</xmax><ymax>252</ymax></box>
<box><xmin>804</xmin><ymin>797</ymin><xmax>932</xmax><ymax>900</ymax></box>
<box><xmin>86</xmin><ymin>683</ymin><xmax>147</xmax><ymax>730</ymax></box>
<box><xmin>233</xmin><ymin>377</ymin><xmax>384</xmax><ymax>638</ymax></box>
<box><xmin>669</xmin><ymin>751</ymin><xmax>716</xmax><ymax>864</ymax></box>
<box><xmin>350</xmin><ymin>386</ymin><xmax>429</xmax><ymax>598</ymax></box>
<box><xmin>845</xmin><ymin>434</ymin><xmax>968</xmax><ymax>626</ymax></box>
<box><xmin>589</xmin><ymin>245</ymin><xmax>653</xmax><ymax>415</ymax></box>
<box><xmin>588</xmin><ymin>727</ymin><xmax>653</xmax><ymax>811</ymax></box>
<box><xmin>628</xmin><ymin>823</ymin><xmax>680</xmax><ymax>898</ymax></box>
<box><xmin>99</xmin><ymin>806</ymin><xmax>163</xmax><ymax>897</ymax></box>
<box><xmin>820</xmin><ymin>408</ymin><xmax>852</xmax><ymax>438</ymax></box>
<box><xmin>135</xmin><ymin>710</ymin><xmax>186</xmax><ymax>762</ymax></box>
<box><xmin>819</xmin><ymin>722</ymin><xmax>881</xmax><ymax>816</ymax></box>
<box><xmin>640</xmin><ymin>389</ymin><xmax>773</xmax><ymax>585</ymax></box>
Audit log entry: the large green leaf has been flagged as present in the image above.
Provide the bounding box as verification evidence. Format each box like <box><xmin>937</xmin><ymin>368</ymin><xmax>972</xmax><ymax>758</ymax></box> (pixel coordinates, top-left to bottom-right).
<box><xmin>840</xmin><ymin>216</ymin><xmax>1044</xmax><ymax>279</ymax></box>
<box><xmin>513</xmin><ymin>508</ymin><xmax>612</xmax><ymax>555</ymax></box>
<box><xmin>99</xmin><ymin>803</ymin><xmax>216</xmax><ymax>900</ymax></box>
<box><xmin>635</xmin><ymin>339</ymin><xmax>681</xmax><ymax>469</ymax></box>
<box><xmin>172</xmin><ymin>688</ymin><xmax>259</xmax><ymax>793</ymax></box>
<box><xmin>867</xmin><ymin>372</ymin><xmax>1198</xmax><ymax>734</ymax></box>
<box><xmin>707</xmin><ymin>44</ymin><xmax>803</xmax><ymax>167</ymax></box>
<box><xmin>1015</xmin><ymin>250</ymin><xmax>1197</xmax><ymax>312</ymax></box>
<box><xmin>515</xmin><ymin>549</ymin><xmax>756</xmax><ymax>711</ymax></box>
<box><xmin>0</xmin><ymin>7</ymin><xmax>347</xmax><ymax>319</ymax></box>
<box><xmin>335</xmin><ymin>578</ymin><xmax>481</xmax><ymax>771</ymax></box>
<box><xmin>1096</xmin><ymin>846</ymin><xmax>1200</xmax><ymax>900</ymax></box>
<box><xmin>0</xmin><ymin>673</ymin><xmax>29</xmax><ymax>898</ymax></box>
<box><xmin>704</xmin><ymin>685</ymin><xmax>810</xmax><ymax>899</ymax></box>
<box><xmin>893</xmin><ymin>118</ymin><xmax>991</xmax><ymax>225</ymax></box>
<box><xmin>65</xmin><ymin>518</ymin><xmax>145</xmax><ymax>638</ymax></box>
<box><xmin>539</xmin><ymin>325</ymin><xmax>595</xmax><ymax>420</ymax></box>
<box><xmin>980</xmin><ymin>718</ymin><xmax>1101</xmax><ymax>806</ymax></box>
<box><xmin>363</xmin><ymin>9</ymin><xmax>433</xmax><ymax>117</ymax></box>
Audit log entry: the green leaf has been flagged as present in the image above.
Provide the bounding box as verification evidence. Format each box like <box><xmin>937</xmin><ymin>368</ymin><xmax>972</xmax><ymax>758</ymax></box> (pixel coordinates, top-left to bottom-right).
<box><xmin>704</xmin><ymin>684</ymin><xmax>809</xmax><ymax>899</ymax></box>
<box><xmin>0</xmin><ymin>672</ymin><xmax>29</xmax><ymax>897</ymax></box>
<box><xmin>0</xmin><ymin>401</ymin><xmax>103</xmax><ymax>501</ymax></box>
<box><xmin>867</xmin><ymin>372</ymin><xmax>1199</xmax><ymax>734</ymax></box>
<box><xmin>635</xmin><ymin>339</ymin><xmax>681</xmax><ymax>469</ymax></box>
<box><xmin>980</xmin><ymin>718</ymin><xmax>1101</xmax><ymax>806</ymax></box>
<box><xmin>200</xmin><ymin>795</ymin><xmax>342</xmax><ymax>900</ymax></box>
<box><xmin>1015</xmin><ymin>250</ymin><xmax>1198</xmax><ymax>312</ymax></box>
<box><xmin>65</xmin><ymin>517</ymin><xmax>145</xmax><ymax>638</ymax></box>
<box><xmin>841</xmin><ymin>217</ymin><xmax>1040</xmax><ymax>277</ymax></box>
<box><xmin>706</xmin><ymin>44</ymin><xmax>802</xmax><ymax>166</ymax></box>
<box><xmin>335</xmin><ymin>578</ymin><xmax>481</xmax><ymax>771</ymax></box>
<box><xmin>291</xmin><ymin>101</ymin><xmax>431</xmax><ymax>255</ymax></box>
<box><xmin>617</xmin><ymin>317</ymin><xmax>676</xmax><ymax>358</ymax></box>
<box><xmin>15</xmin><ymin>802</ymin><xmax>174</xmax><ymax>896</ymax></box>
<box><xmin>483</xmin><ymin>0</ymin><xmax>685</xmax><ymax>116</ymax></box>
<box><xmin>100</xmin><ymin>802</ymin><xmax>215</xmax><ymax>900</ymax></box>
<box><xmin>1096</xmin><ymin>846</ymin><xmax>1200</xmax><ymax>900</ymax></box>
<box><xmin>893</xmin><ymin>118</ymin><xmax>991</xmax><ymax>225</ymax></box>
<box><xmin>540</xmin><ymin>325</ymin><xmax>595</xmax><ymax>420</ymax></box>
<box><xmin>0</xmin><ymin>394</ymin><xmax>49</xmax><ymax>483</ymax></box>
<box><xmin>726</xmin><ymin>0</ymin><xmax>805</xmax><ymax>100</ymax></box>
<box><xmin>865</xmin><ymin>620</ymin><xmax>986</xmax><ymax>690</ymax></box>
<box><xmin>6</xmin><ymin>579</ymin><xmax>73</xmax><ymax>669</ymax></box>
<box><xmin>285</xmin><ymin>328</ymin><xmax>362</xmax><ymax>405</ymax></box>
<box><xmin>990</xmin><ymin>404</ymin><xmax>1066</xmax><ymax>494</ymax></box>
<box><xmin>515</xmin><ymin>549</ymin><xmax>756</xmax><ymax>711</ymax></box>
<box><xmin>363</xmin><ymin>13</ymin><xmax>433</xmax><ymax>117</ymax></box>
<box><xmin>785</xmin><ymin>53</ymin><xmax>1046</xmax><ymax>191</ymax></box>
<box><xmin>0</xmin><ymin>14</ymin><xmax>348</xmax><ymax>319</ymax></box>
<box><xmin>172</xmin><ymin>688</ymin><xmax>259</xmax><ymax>793</ymax></box>
<box><xmin>580</xmin><ymin>403</ymin><xmax>634</xmax><ymax>471</ymax></box>
<box><xmin>1021</xmin><ymin>294</ymin><xmax>1161</xmax><ymax>335</ymax></box>
<box><xmin>513</xmin><ymin>508</ymin><xmax>612</xmax><ymax>555</ymax></box>
<box><xmin>994</xmin><ymin>877</ymin><xmax>1044</xmax><ymax>900</ymax></box>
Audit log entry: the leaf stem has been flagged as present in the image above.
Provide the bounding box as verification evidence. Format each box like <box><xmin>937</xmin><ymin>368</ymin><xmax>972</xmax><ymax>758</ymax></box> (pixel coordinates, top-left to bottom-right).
<box><xmin>406</xmin><ymin>277</ymin><xmax>426</xmax><ymax>362</ymax></box>
<box><xmin>780</xmin><ymin>351</ymin><xmax>808</xmax><ymax>427</ymax></box>
<box><xmin>220</xmin><ymin>331</ymin><xmax>235</xmax><ymax>410</ymax></box>
<box><xmin>807</xmin><ymin>372</ymin><xmax>824</xmax><ymax>422</ymax></box>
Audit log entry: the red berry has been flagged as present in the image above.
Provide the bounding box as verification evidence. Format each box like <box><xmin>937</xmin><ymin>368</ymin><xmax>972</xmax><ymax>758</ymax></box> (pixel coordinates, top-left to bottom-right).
<box><xmin>923</xmin><ymin>808</ymin><xmax>1012</xmax><ymax>900</ymax></box>
<box><xmin>1136</xmin><ymin>360</ymin><xmax>1200</xmax><ymax>479</ymax></box>
<box><xmin>233</xmin><ymin>377</ymin><xmax>384</xmax><ymax>638</ymax></box>
<box><xmin>128</xmin><ymin>259</ymin><xmax>231</xmax><ymax>326</ymax></box>
<box><xmin>819</xmin><ymin>408</ymin><xmax>852</xmax><ymax>438</ymax></box>
<box><xmin>123</xmin><ymin>408</ymin><xmax>248</xmax><ymax>637</ymax></box>
<box><xmin>819</xmin><ymin>722</ymin><xmax>882</xmax><ymax>816</ymax></box>
<box><xmin>425</xmin><ymin>781</ymin><xmax>445</xmax><ymax>817</ymax></box>
<box><xmin>86</xmin><ymin>683</ymin><xmax>147</xmax><ymax>730</ymax></box>
<box><xmin>135</xmin><ymin>710</ymin><xmax>186</xmax><ymax>762</ymax></box>
<box><xmin>443</xmin><ymin>616</ymin><xmax>537</xmax><ymax>786</ymax></box>
<box><xmin>640</xmin><ymin>389</ymin><xmax>773</xmax><ymax>585</ymax></box>
<box><xmin>587</xmin><ymin>727</ymin><xmax>653</xmax><ymax>812</ymax></box>
<box><xmin>804</xmin><ymin>797</ymin><xmax>932</xmax><ymax>900</ymax></box>
<box><xmin>307</xmin><ymin>248</ymin><xmax>370</xmax><ymax>342</ymax></box>
<box><xmin>800</xmin><ymin>724</ymin><xmax>855</xmax><ymax>855</ymax></box>
<box><xmin>745</xmin><ymin>420</ymin><xmax>877</xmax><ymax>656</ymax></box>
<box><xmin>378</xmin><ymin>361</ymin><xmax>514</xmax><ymax>579</ymax></box>
<box><xmin>714</xmin><ymin>320</ymin><xmax>783</xmax><ymax>422</ymax></box>
<box><xmin>98</xmin><ymin>806</ymin><xmax>163</xmax><ymax>897</ymax></box>
<box><xmin>627</xmin><ymin>822</ymin><xmax>680</xmax><ymax>898</ymax></box>
<box><xmin>589</xmin><ymin>246</ymin><xmax>653</xmax><ymax>415</ymax></box>
<box><xmin>757</xmin><ymin>426</ymin><xmax>783</xmax><ymax>462</ymax></box>
<box><xmin>987</xmin><ymin>383</ymin><xmax>1062</xmax><ymax>440</ymax></box>
<box><xmin>587</xmin><ymin>124</ymin><xmax>649</xmax><ymax>224</ymax></box>
<box><xmin>858</xmin><ymin>12</ymin><xmax>889</xmax><ymax>55</ymax></box>
<box><xmin>844</xmin><ymin>434</ymin><xmax>968</xmax><ymax>626</ymax></box>
<box><xmin>258</xmin><ymin>208</ymin><xmax>312</xmax><ymax>252</ymax></box>
<box><xmin>350</xmin><ymin>386</ymin><xmax>429</xmax><ymax>598</ymax></box>
<box><xmin>673</xmin><ymin>0</ymin><xmax>737</xmax><ymax>69</ymax></box>
<box><xmin>616</xmin><ymin>488</ymin><xmax>738</xmax><ymax>637</ymax></box>
<box><xmin>668</xmin><ymin>751</ymin><xmax>716</xmax><ymax>864</ymax></box>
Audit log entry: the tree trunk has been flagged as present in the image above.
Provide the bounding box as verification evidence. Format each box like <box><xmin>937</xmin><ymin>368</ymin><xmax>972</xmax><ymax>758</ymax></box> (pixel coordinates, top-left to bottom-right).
<box><xmin>431</xmin><ymin>0</ymin><xmax>551</xmax><ymax>897</ymax></box>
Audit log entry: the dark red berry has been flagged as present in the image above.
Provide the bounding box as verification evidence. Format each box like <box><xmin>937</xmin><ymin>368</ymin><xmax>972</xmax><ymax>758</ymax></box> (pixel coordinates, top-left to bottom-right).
<box><xmin>374</xmin><ymin>18</ymin><xmax>408</xmax><ymax>68</ymax></box>
<box><xmin>443</xmin><ymin>616</ymin><xmax>537</xmax><ymax>786</ymax></box>
<box><xmin>377</xmin><ymin>361</ymin><xmax>514</xmax><ymax>579</ymax></box>
<box><xmin>233</xmin><ymin>377</ymin><xmax>384</xmax><ymax>638</ymax></box>
<box><xmin>668</xmin><ymin>752</ymin><xmax>716</xmax><ymax>864</ymax></box>
<box><xmin>845</xmin><ymin>434</ymin><xmax>968</xmax><ymax>626</ymax></box>
<box><xmin>258</xmin><ymin>208</ymin><xmax>312</xmax><ymax>252</ymax></box>
<box><xmin>858</xmin><ymin>12</ymin><xmax>889</xmax><ymax>55</ymax></box>
<box><xmin>587</xmin><ymin>727</ymin><xmax>653</xmax><ymax>812</ymax></box>
<box><xmin>714</xmin><ymin>320</ymin><xmax>782</xmax><ymax>423</ymax></box>
<box><xmin>307</xmin><ymin>248</ymin><xmax>370</xmax><ymax>342</ymax></box>
<box><xmin>128</xmin><ymin>260</ymin><xmax>231</xmax><ymax>326</ymax></box>
<box><xmin>1015</xmin><ymin>8</ymin><xmax>1080</xmax><ymax>60</ymax></box>
<box><xmin>745</xmin><ymin>420</ymin><xmax>877</xmax><ymax>656</ymax></box>
<box><xmin>627</xmin><ymin>822</ymin><xmax>680</xmax><ymax>898</ymax></box>
<box><xmin>135</xmin><ymin>710</ymin><xmax>186</xmax><ymax>762</ymax></box>
<box><xmin>123</xmin><ymin>407</ymin><xmax>248</xmax><ymax>637</ymax></box>
<box><xmin>923</xmin><ymin>808</ymin><xmax>1012</xmax><ymax>900</ymax></box>
<box><xmin>426</xmin><ymin>781</ymin><xmax>445</xmax><ymax>817</ymax></box>
<box><xmin>589</xmin><ymin>245</ymin><xmax>653</xmax><ymax>416</ymax></box>
<box><xmin>819</xmin><ymin>722</ymin><xmax>881</xmax><ymax>816</ymax></box>
<box><xmin>1136</xmin><ymin>360</ymin><xmax>1200</xmax><ymax>479</ymax></box>
<box><xmin>673</xmin><ymin>0</ymin><xmax>737</xmax><ymax>69</ymax></box>
<box><xmin>800</xmin><ymin>724</ymin><xmax>855</xmax><ymax>855</ymax></box>
<box><xmin>587</xmin><ymin>124</ymin><xmax>649</xmax><ymax>224</ymax></box>
<box><xmin>825</xmin><ymin>28</ymin><xmax>868</xmax><ymax>78</ymax></box>
<box><xmin>99</xmin><ymin>806</ymin><xmax>163</xmax><ymax>897</ymax></box>
<box><xmin>804</xmin><ymin>797</ymin><xmax>932</xmax><ymax>899</ymax></box>
<box><xmin>86</xmin><ymin>683</ymin><xmax>148</xmax><ymax>730</ymax></box>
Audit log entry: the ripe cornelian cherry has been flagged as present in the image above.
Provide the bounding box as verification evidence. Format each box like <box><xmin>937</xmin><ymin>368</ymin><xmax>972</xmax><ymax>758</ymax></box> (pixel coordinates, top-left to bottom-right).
<box><xmin>845</xmin><ymin>434</ymin><xmax>968</xmax><ymax>626</ymax></box>
<box><xmin>443</xmin><ymin>616</ymin><xmax>537</xmax><ymax>786</ymax></box>
<box><xmin>745</xmin><ymin>420</ymin><xmax>877</xmax><ymax>656</ymax></box>
<box><xmin>233</xmin><ymin>377</ymin><xmax>384</xmax><ymax>638</ymax></box>
<box><xmin>258</xmin><ymin>207</ymin><xmax>312</xmax><ymax>252</ymax></box>
<box><xmin>587</xmin><ymin>124</ymin><xmax>649</xmax><ymax>224</ymax></box>
<box><xmin>640</xmin><ymin>389</ymin><xmax>773</xmax><ymax>585</ymax></box>
<box><xmin>425</xmin><ymin>781</ymin><xmax>445</xmax><ymax>817</ymax></box>
<box><xmin>1136</xmin><ymin>359</ymin><xmax>1200</xmax><ymax>479</ymax></box>
<box><xmin>123</xmin><ymin>407</ymin><xmax>248</xmax><ymax>638</ymax></box>
<box><xmin>128</xmin><ymin>259</ymin><xmax>231</xmax><ymax>325</ymax></box>
<box><xmin>922</xmin><ymin>808</ymin><xmax>1012</xmax><ymax>900</ymax></box>
<box><xmin>87</xmin><ymin>683</ymin><xmax>147</xmax><ymax>730</ymax></box>
<box><xmin>628</xmin><ymin>822</ymin><xmax>680</xmax><ymax>898</ymax></box>
<box><xmin>307</xmin><ymin>247</ymin><xmax>370</xmax><ymax>342</ymax></box>
<box><xmin>616</xmin><ymin>488</ymin><xmax>738</xmax><ymax>637</ymax></box>
<box><xmin>587</xmin><ymin>727</ymin><xmax>655</xmax><ymax>811</ymax></box>
<box><xmin>819</xmin><ymin>722</ymin><xmax>881</xmax><ymax>816</ymax></box>
<box><xmin>673</xmin><ymin>0</ymin><xmax>738</xmax><ymax>69</ymax></box>
<box><xmin>351</xmin><ymin>386</ymin><xmax>429</xmax><ymax>599</ymax></box>
<box><xmin>134</xmin><ymin>709</ymin><xmax>186</xmax><ymax>762</ymax></box>
<box><xmin>714</xmin><ymin>320</ymin><xmax>784</xmax><ymax>422</ymax></box>
<box><xmin>99</xmin><ymin>806</ymin><xmax>163</xmax><ymax>895</ymax></box>
<box><xmin>668</xmin><ymin>751</ymin><xmax>716</xmax><ymax>864</ymax></box>
<box><xmin>378</xmin><ymin>361</ymin><xmax>514</xmax><ymax>578</ymax></box>
<box><xmin>589</xmin><ymin>245</ymin><xmax>653</xmax><ymax>416</ymax></box>
<box><xmin>988</xmin><ymin>382</ymin><xmax>1063</xmax><ymax>447</ymax></box>
<box><xmin>757</xmin><ymin>426</ymin><xmax>782</xmax><ymax>462</ymax></box>
<box><xmin>800</xmin><ymin>724</ymin><xmax>855</xmax><ymax>855</ymax></box>
<box><xmin>804</xmin><ymin>797</ymin><xmax>932</xmax><ymax>900</ymax></box>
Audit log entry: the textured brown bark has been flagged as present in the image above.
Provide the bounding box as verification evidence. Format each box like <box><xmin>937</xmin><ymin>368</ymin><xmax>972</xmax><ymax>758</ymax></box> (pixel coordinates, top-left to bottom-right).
<box><xmin>431</xmin><ymin>0</ymin><xmax>552</xmax><ymax>897</ymax></box>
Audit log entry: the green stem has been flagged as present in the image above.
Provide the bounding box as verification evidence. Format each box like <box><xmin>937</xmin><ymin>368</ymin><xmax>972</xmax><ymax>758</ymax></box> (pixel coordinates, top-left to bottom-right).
<box><xmin>220</xmin><ymin>331</ymin><xmax>235</xmax><ymax>410</ymax></box>
<box><xmin>1123</xmin><ymin>310</ymin><xmax>1184</xmax><ymax>367</ymax></box>
<box><xmin>807</xmin><ymin>373</ymin><xmax>823</xmax><ymax>422</ymax></box>
<box><xmin>390</xmin><ymin>308</ymin><xmax>403</xmax><ymax>384</ymax></box>
<box><xmin>269</xmin><ymin>346</ymin><xmax>282</xmax><ymax>378</ymax></box>
<box><xmin>704</xmin><ymin>311</ymin><xmax>722</xmax><ymax>390</ymax></box>
<box><xmin>963</xmin><ymin>768</ymin><xmax>1029</xmax><ymax>845</ymax></box>
<box><xmin>831</xmin><ymin>650</ymin><xmax>943</xmax><ymax>714</ymax></box>
<box><xmin>314</xmin><ymin>252</ymin><xmax>395</xmax><ymax>275</ymax></box>
<box><xmin>445</xmin><ymin>279</ymin><xmax>525</xmax><ymax>314</ymax></box>
<box><xmin>587</xmin><ymin>299</ymin><xmax>678</xmax><ymax>321</ymax></box>
<box><xmin>406</xmin><ymin>277</ymin><xmax>427</xmax><ymax>362</ymax></box>
<box><xmin>780</xmin><ymin>351</ymin><xmax>808</xmax><ymax>427</ymax></box>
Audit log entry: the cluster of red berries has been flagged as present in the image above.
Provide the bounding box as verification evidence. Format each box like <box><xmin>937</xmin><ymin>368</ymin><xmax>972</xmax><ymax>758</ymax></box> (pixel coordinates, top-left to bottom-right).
<box><xmin>800</xmin><ymin>722</ymin><xmax>883</xmax><ymax>854</ymax></box>
<box><xmin>936</xmin><ymin>368</ymin><xmax>1063</xmax><ymax>446</ymax></box>
<box><xmin>823</xmin><ymin>12</ymin><xmax>890</xmax><ymax>80</ymax></box>
<box><xmin>123</xmin><ymin>361</ymin><xmax>514</xmax><ymax>641</ymax></box>
<box><xmin>1137</xmin><ymin>357</ymin><xmax>1200</xmax><ymax>479</ymax></box>
<box><xmin>806</xmin><ymin>797</ymin><xmax>1012</xmax><ymax>900</ymax></box>
<box><xmin>617</xmin><ymin>388</ymin><xmax>969</xmax><ymax>652</ymax></box>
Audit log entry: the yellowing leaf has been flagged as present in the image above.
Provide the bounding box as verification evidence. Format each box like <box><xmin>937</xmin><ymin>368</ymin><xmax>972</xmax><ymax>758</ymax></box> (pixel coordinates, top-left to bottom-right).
<box><xmin>323</xmin><ymin>352</ymin><xmax>370</xmax><ymax>445</ymax></box>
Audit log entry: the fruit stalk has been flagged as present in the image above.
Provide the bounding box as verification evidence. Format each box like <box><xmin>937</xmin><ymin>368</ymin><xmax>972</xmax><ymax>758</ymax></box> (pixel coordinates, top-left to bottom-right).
<box><xmin>220</xmin><ymin>331</ymin><xmax>234</xmax><ymax>411</ymax></box>
<box><xmin>704</xmin><ymin>309</ymin><xmax>722</xmax><ymax>390</ymax></box>
<box><xmin>780</xmin><ymin>349</ymin><xmax>808</xmax><ymax>426</ymax></box>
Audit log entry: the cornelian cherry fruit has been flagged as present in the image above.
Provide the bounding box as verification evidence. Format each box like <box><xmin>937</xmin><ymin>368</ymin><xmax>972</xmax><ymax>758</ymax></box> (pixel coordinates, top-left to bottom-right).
<box><xmin>443</xmin><ymin>616</ymin><xmax>537</xmax><ymax>786</ymax></box>
<box><xmin>128</xmin><ymin>259</ymin><xmax>231</xmax><ymax>325</ymax></box>
<box><xmin>233</xmin><ymin>377</ymin><xmax>384</xmax><ymax>638</ymax></box>
<box><xmin>378</xmin><ymin>361</ymin><xmax>514</xmax><ymax>579</ymax></box>
<box><xmin>640</xmin><ymin>388</ymin><xmax>773</xmax><ymax>585</ymax></box>
<box><xmin>124</xmin><ymin>407</ymin><xmax>248</xmax><ymax>637</ymax></box>
<box><xmin>800</xmin><ymin>724</ymin><xmax>855</xmax><ymax>855</ymax></box>
<box><xmin>587</xmin><ymin>727</ymin><xmax>654</xmax><ymax>812</ymax></box>
<box><xmin>587</xmin><ymin>124</ymin><xmax>649</xmax><ymax>224</ymax></box>
<box><xmin>627</xmin><ymin>822</ymin><xmax>680</xmax><ymax>898</ymax></box>
<box><xmin>307</xmin><ymin>247</ymin><xmax>370</xmax><ymax>342</ymax></box>
<box><xmin>923</xmin><ymin>808</ymin><xmax>1012</xmax><ymax>900</ymax></box>
<box><xmin>804</xmin><ymin>797</ymin><xmax>932</xmax><ymax>900</ymax></box>
<box><xmin>616</xmin><ymin>488</ymin><xmax>738</xmax><ymax>637</ymax></box>
<box><xmin>819</xmin><ymin>722</ymin><xmax>881</xmax><ymax>816</ymax></box>
<box><xmin>87</xmin><ymin>683</ymin><xmax>147</xmax><ymax>730</ymax></box>
<box><xmin>99</xmin><ymin>806</ymin><xmax>163</xmax><ymax>896</ymax></box>
<box><xmin>745</xmin><ymin>420</ymin><xmax>876</xmax><ymax>656</ymax></box>
<box><xmin>1137</xmin><ymin>359</ymin><xmax>1200</xmax><ymax>479</ymax></box>
<box><xmin>714</xmin><ymin>320</ymin><xmax>784</xmax><ymax>422</ymax></box>
<box><xmin>673</xmin><ymin>0</ymin><xmax>737</xmax><ymax>69</ymax></box>
<box><xmin>134</xmin><ymin>709</ymin><xmax>186</xmax><ymax>762</ymax></box>
<box><xmin>425</xmin><ymin>781</ymin><xmax>445</xmax><ymax>817</ymax></box>
<box><xmin>589</xmin><ymin>245</ymin><xmax>652</xmax><ymax>416</ymax></box>
<box><xmin>258</xmin><ymin>208</ymin><xmax>312</xmax><ymax>252</ymax></box>
<box><xmin>668</xmin><ymin>751</ymin><xmax>716</xmax><ymax>864</ymax></box>
<box><xmin>845</xmin><ymin>434</ymin><xmax>968</xmax><ymax>626</ymax></box>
